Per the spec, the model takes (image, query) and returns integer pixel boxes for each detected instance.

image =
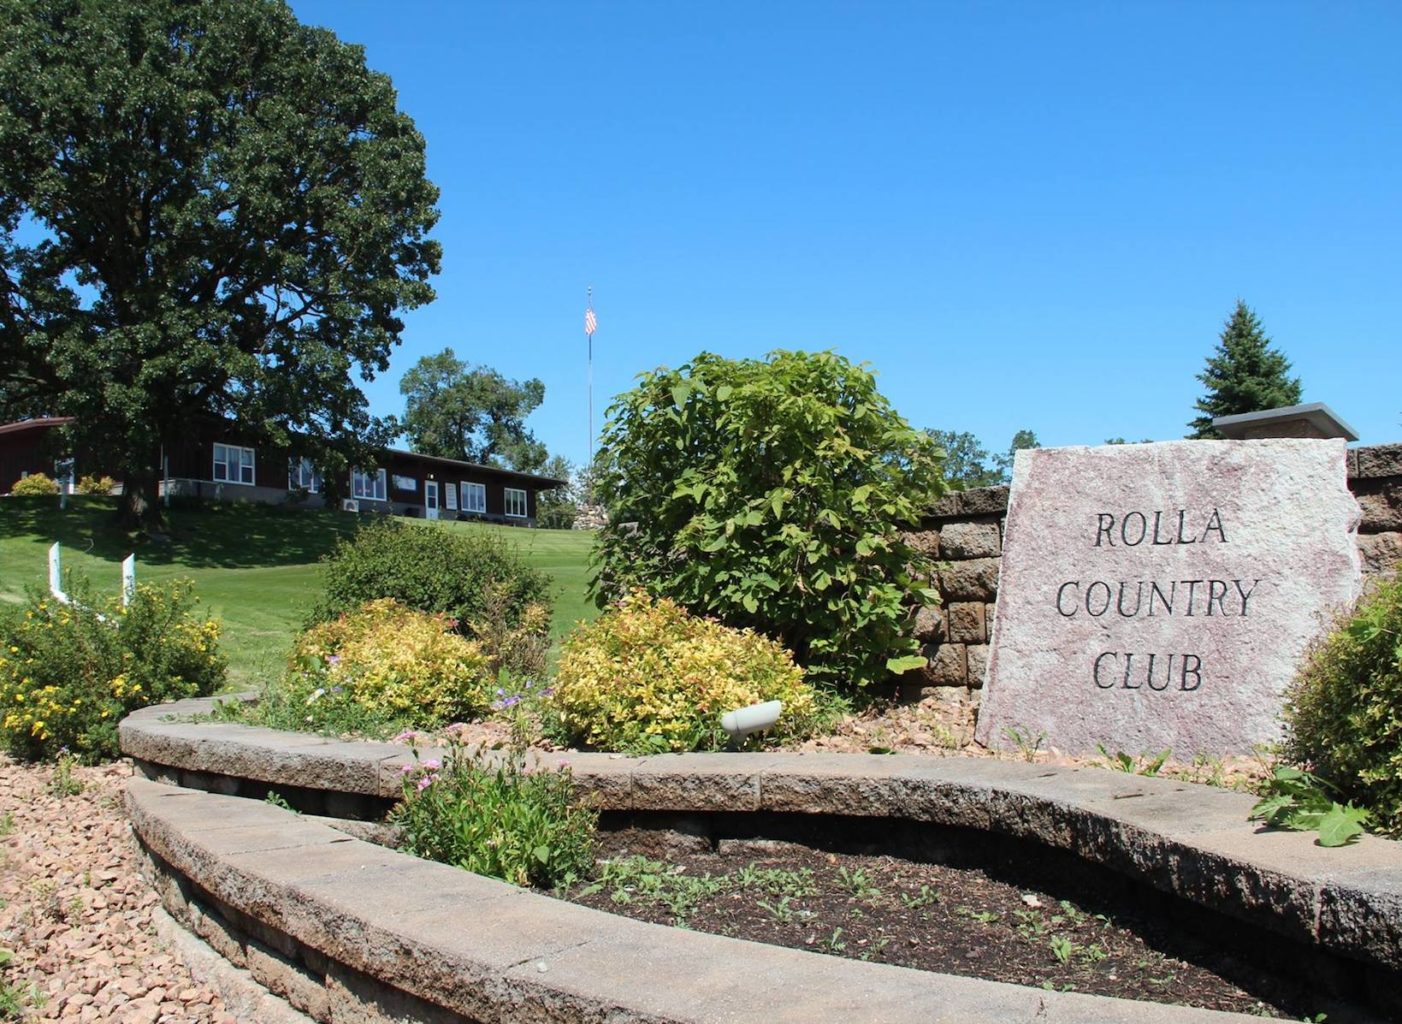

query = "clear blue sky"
[291,0,1400,467]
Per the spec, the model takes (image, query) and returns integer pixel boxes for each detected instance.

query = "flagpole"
[585,287,594,470]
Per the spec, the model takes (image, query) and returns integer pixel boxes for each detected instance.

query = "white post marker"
[48,542,71,606]
[121,554,136,606]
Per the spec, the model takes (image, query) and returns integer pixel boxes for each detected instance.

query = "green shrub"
[0,579,226,761]
[590,349,945,692]
[10,473,58,496]
[1284,575,1402,836]
[392,737,597,889]
[553,590,824,753]
[74,474,117,495]
[314,518,551,674]
[258,599,493,737]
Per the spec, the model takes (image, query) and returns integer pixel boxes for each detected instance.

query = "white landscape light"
[720,700,783,743]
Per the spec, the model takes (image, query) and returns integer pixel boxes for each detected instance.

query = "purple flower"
[541,688,555,698]
[421,758,441,771]
[394,729,426,743]
[327,655,342,665]
[416,775,435,792]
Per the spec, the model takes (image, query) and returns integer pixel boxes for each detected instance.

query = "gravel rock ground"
[0,756,235,1024]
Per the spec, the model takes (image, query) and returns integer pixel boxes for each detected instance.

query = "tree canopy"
[591,350,946,692]
[397,349,546,472]
[1188,301,1302,439]
[926,430,1002,488]
[0,0,440,523]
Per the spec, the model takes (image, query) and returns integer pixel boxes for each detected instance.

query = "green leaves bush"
[392,739,597,890]
[314,518,551,666]
[553,590,828,753]
[1284,574,1402,836]
[590,350,945,693]
[257,599,493,737]
[0,580,226,761]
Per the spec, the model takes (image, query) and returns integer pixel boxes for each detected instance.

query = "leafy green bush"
[590,349,945,692]
[314,518,551,676]
[1284,575,1402,835]
[10,473,58,496]
[553,590,824,753]
[258,599,493,736]
[392,737,597,889]
[0,580,226,761]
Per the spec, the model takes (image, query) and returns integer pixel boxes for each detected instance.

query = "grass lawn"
[0,496,598,688]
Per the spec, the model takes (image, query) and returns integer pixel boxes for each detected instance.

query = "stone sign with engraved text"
[976,440,1361,755]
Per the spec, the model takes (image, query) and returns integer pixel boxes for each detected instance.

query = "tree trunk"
[120,468,165,531]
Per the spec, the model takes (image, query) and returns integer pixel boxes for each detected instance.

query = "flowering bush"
[391,735,597,889]
[0,580,226,761]
[258,599,494,736]
[10,473,58,496]
[552,590,821,753]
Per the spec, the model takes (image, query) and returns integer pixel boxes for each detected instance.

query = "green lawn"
[0,496,598,688]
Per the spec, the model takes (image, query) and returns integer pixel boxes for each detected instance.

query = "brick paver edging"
[120,698,1402,1005]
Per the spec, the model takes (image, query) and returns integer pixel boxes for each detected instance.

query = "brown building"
[1,419,565,526]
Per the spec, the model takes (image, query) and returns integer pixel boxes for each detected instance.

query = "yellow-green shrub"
[261,599,493,736]
[10,473,58,496]
[75,474,117,495]
[553,590,818,753]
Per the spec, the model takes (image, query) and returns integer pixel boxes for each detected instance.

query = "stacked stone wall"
[902,442,1402,706]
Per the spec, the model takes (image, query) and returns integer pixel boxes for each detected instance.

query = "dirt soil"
[562,828,1343,1021]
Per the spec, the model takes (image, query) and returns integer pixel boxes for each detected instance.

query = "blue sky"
[291,0,1400,467]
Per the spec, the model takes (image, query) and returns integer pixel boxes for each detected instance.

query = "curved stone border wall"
[122,697,1402,1021]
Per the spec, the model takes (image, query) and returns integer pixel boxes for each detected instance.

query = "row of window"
[214,445,529,517]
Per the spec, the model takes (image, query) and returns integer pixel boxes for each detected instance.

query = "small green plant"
[47,748,83,798]
[1249,767,1369,847]
[1048,934,1076,964]
[956,906,999,924]
[1095,744,1171,776]
[756,895,813,924]
[0,813,13,839]
[899,884,940,909]
[391,735,597,890]
[818,927,847,954]
[263,791,296,812]
[835,866,881,901]
[1002,725,1046,762]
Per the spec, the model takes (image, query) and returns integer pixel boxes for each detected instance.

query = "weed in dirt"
[899,884,940,909]
[1049,934,1076,964]
[956,906,999,925]
[1096,744,1171,776]
[836,866,881,901]
[0,812,12,838]
[47,750,83,799]
[1002,725,1046,761]
[818,927,847,954]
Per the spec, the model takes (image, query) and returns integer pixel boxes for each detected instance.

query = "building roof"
[0,417,74,437]
[1212,402,1359,442]
[382,447,568,488]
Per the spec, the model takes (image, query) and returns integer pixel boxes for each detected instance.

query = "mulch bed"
[561,828,1339,1020]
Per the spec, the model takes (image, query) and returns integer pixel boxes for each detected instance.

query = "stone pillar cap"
[1212,402,1358,442]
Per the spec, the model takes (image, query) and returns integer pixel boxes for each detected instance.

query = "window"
[391,474,418,492]
[445,481,457,510]
[460,481,486,514]
[288,457,321,493]
[213,444,255,485]
[504,487,528,518]
[351,468,387,501]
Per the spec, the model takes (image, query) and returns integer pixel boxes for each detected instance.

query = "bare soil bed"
[561,827,1344,1021]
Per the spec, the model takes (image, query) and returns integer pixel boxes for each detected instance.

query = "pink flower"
[421,758,441,771]
[394,729,426,743]
[416,775,435,791]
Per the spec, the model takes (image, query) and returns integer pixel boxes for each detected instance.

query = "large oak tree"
[0,0,440,525]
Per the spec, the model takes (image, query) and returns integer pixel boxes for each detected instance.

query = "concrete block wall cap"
[123,699,1402,972]
[125,779,1269,1024]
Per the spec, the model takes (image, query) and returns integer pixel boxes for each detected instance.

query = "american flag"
[584,307,597,336]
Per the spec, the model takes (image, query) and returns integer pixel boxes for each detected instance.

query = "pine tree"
[1188,302,1303,439]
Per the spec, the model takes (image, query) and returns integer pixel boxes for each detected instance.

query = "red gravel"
[0,756,236,1024]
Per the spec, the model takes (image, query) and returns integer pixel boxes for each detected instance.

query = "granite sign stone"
[976,439,1361,755]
